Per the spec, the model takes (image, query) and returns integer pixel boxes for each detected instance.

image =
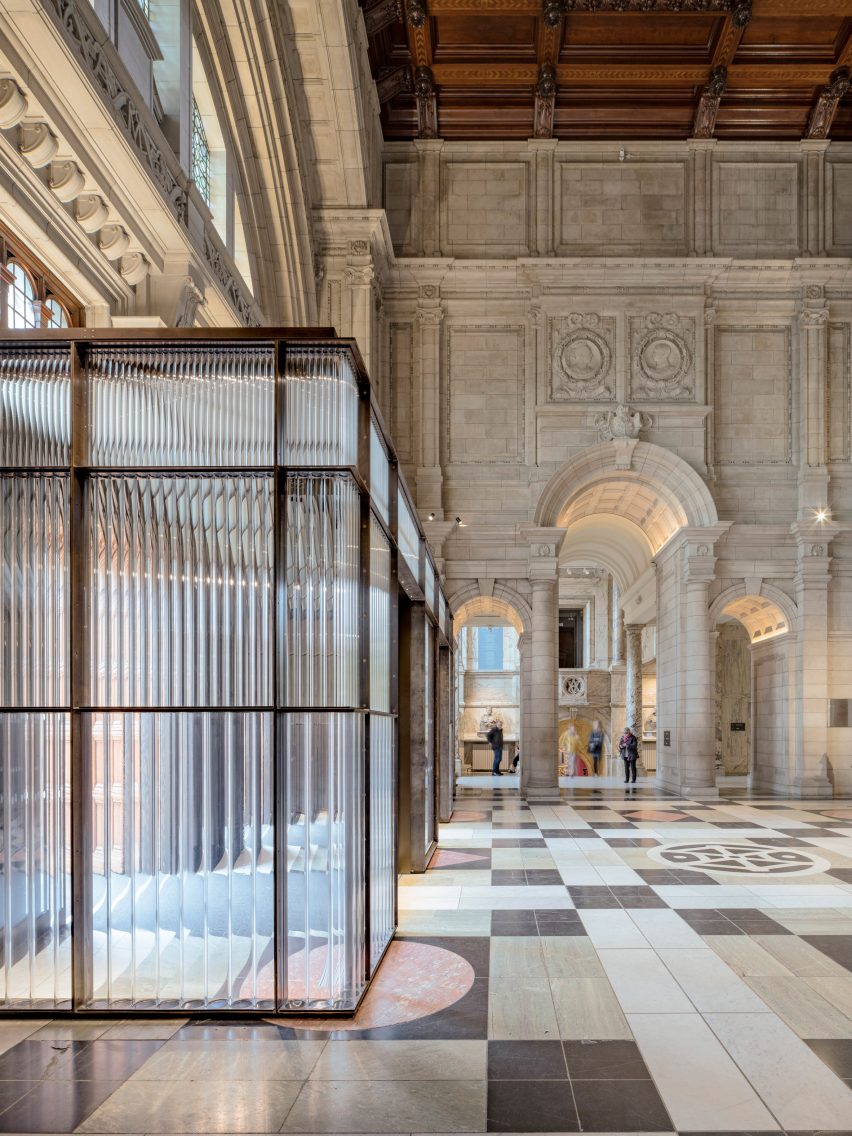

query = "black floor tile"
[487,1079,579,1132]
[48,1038,165,1080]
[488,1040,568,1080]
[572,1077,673,1132]
[536,921,587,935]
[571,895,621,908]
[718,909,792,935]
[525,870,564,886]
[807,1039,852,1078]
[0,1078,121,1133]
[563,1040,650,1080]
[828,869,852,883]
[492,869,527,885]
[808,936,852,972]
[0,1040,88,1081]
[0,1080,37,1114]
[490,921,539,936]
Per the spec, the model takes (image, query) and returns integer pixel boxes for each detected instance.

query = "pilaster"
[414,139,443,257]
[798,289,830,521]
[528,139,557,257]
[415,295,445,516]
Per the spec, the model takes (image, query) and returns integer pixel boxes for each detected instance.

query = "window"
[559,609,584,669]
[191,96,211,207]
[0,226,78,329]
[477,627,504,672]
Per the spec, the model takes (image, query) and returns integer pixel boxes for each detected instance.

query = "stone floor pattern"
[7,779,852,1133]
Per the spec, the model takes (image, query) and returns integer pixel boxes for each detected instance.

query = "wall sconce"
[456,516,466,527]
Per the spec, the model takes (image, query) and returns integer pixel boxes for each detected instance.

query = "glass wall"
[0,331,449,1015]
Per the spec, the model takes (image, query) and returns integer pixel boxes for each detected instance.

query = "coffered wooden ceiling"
[362,0,852,141]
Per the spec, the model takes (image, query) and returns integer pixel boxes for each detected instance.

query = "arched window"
[0,223,80,329]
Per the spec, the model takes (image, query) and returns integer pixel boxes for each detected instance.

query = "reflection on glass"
[86,476,273,707]
[439,592,448,640]
[424,556,436,616]
[280,711,365,1009]
[397,487,420,580]
[0,712,71,1007]
[1,475,68,707]
[369,420,390,526]
[87,344,274,467]
[0,347,70,466]
[424,627,435,853]
[370,517,391,713]
[86,712,273,1009]
[284,475,359,708]
[369,715,394,970]
[283,348,358,467]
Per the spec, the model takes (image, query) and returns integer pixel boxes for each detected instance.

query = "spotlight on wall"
[456,516,467,527]
[428,512,436,521]
[815,507,831,523]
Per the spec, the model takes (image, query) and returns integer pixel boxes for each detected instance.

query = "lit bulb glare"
[455,515,467,527]
[815,507,830,524]
[428,512,435,521]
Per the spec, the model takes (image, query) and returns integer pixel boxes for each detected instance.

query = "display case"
[0,328,451,1015]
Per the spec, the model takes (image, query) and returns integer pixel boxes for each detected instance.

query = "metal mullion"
[273,339,286,1011]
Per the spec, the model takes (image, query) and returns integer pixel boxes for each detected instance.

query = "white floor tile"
[598,949,695,1014]
[657,947,770,1012]
[579,909,650,948]
[626,909,707,948]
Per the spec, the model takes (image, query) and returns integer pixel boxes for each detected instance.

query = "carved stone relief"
[629,312,695,400]
[552,313,615,401]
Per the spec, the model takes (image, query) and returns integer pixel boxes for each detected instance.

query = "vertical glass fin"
[397,488,420,582]
[369,419,390,526]
[0,347,70,467]
[280,711,365,1010]
[86,711,273,1009]
[0,712,71,1007]
[86,476,273,707]
[0,474,68,707]
[283,475,360,708]
[369,714,394,971]
[370,516,391,713]
[283,348,359,467]
[86,344,274,467]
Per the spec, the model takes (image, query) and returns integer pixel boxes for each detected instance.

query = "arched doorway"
[711,588,796,793]
[451,589,530,793]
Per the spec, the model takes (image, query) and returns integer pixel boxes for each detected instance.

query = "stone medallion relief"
[629,312,695,400]
[552,313,615,401]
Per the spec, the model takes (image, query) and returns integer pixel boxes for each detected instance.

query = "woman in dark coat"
[619,726,639,784]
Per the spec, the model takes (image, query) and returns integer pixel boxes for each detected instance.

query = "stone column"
[415,301,444,518]
[518,632,532,794]
[625,623,643,740]
[527,577,559,797]
[798,299,830,521]
[688,139,716,256]
[801,141,828,257]
[611,580,624,665]
[344,260,376,376]
[405,604,430,872]
[415,139,443,257]
[529,139,557,256]
[679,543,718,795]
[437,645,454,822]
[790,525,835,797]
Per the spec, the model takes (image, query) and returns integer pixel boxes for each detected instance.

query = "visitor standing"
[619,726,639,785]
[487,719,504,777]
[588,720,604,776]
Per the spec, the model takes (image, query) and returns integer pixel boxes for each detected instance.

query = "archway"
[710,586,796,793]
[452,590,530,791]
[533,442,721,795]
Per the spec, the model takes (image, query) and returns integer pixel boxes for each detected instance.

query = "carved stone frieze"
[43,0,188,224]
[629,312,695,400]
[552,313,614,401]
[594,404,653,442]
[203,230,259,326]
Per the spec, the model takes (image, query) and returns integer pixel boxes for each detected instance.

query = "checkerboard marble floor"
[7,778,852,1133]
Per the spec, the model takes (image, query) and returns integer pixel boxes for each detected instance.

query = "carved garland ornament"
[631,313,694,400]
[553,314,613,400]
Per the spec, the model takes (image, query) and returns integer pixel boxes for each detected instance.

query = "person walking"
[587,720,604,776]
[619,725,639,785]
[487,719,504,777]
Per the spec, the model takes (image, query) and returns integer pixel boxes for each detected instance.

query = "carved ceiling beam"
[376,66,414,103]
[404,0,433,69]
[362,0,403,38]
[425,0,845,10]
[691,4,749,138]
[804,66,851,139]
[428,61,832,86]
[534,63,557,137]
[414,64,439,138]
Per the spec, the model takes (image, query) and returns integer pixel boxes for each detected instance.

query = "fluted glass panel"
[283,348,358,467]
[424,555,436,616]
[370,516,391,713]
[280,711,365,1010]
[283,475,359,708]
[397,488,420,581]
[86,476,273,707]
[0,712,71,1007]
[424,627,435,853]
[369,714,394,971]
[87,344,274,467]
[86,711,273,1009]
[369,420,389,526]
[0,347,70,467]
[1,475,68,707]
[439,593,449,640]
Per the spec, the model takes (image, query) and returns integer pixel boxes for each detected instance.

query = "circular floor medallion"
[647,840,830,876]
[818,808,852,821]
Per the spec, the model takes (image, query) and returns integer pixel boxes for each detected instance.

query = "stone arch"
[450,582,532,636]
[709,582,798,643]
[535,441,718,551]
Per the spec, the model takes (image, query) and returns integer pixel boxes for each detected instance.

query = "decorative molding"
[406,0,428,25]
[174,275,206,328]
[594,404,653,443]
[19,122,58,168]
[558,0,750,11]
[534,64,556,140]
[552,313,614,401]
[692,65,727,140]
[363,0,404,37]
[805,67,850,140]
[98,224,129,260]
[203,229,259,326]
[376,65,412,104]
[629,312,695,400]
[0,79,28,129]
[344,265,376,285]
[799,306,829,328]
[74,193,108,233]
[119,251,149,286]
[43,0,187,224]
[48,159,85,202]
[416,305,444,325]
[414,65,438,139]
